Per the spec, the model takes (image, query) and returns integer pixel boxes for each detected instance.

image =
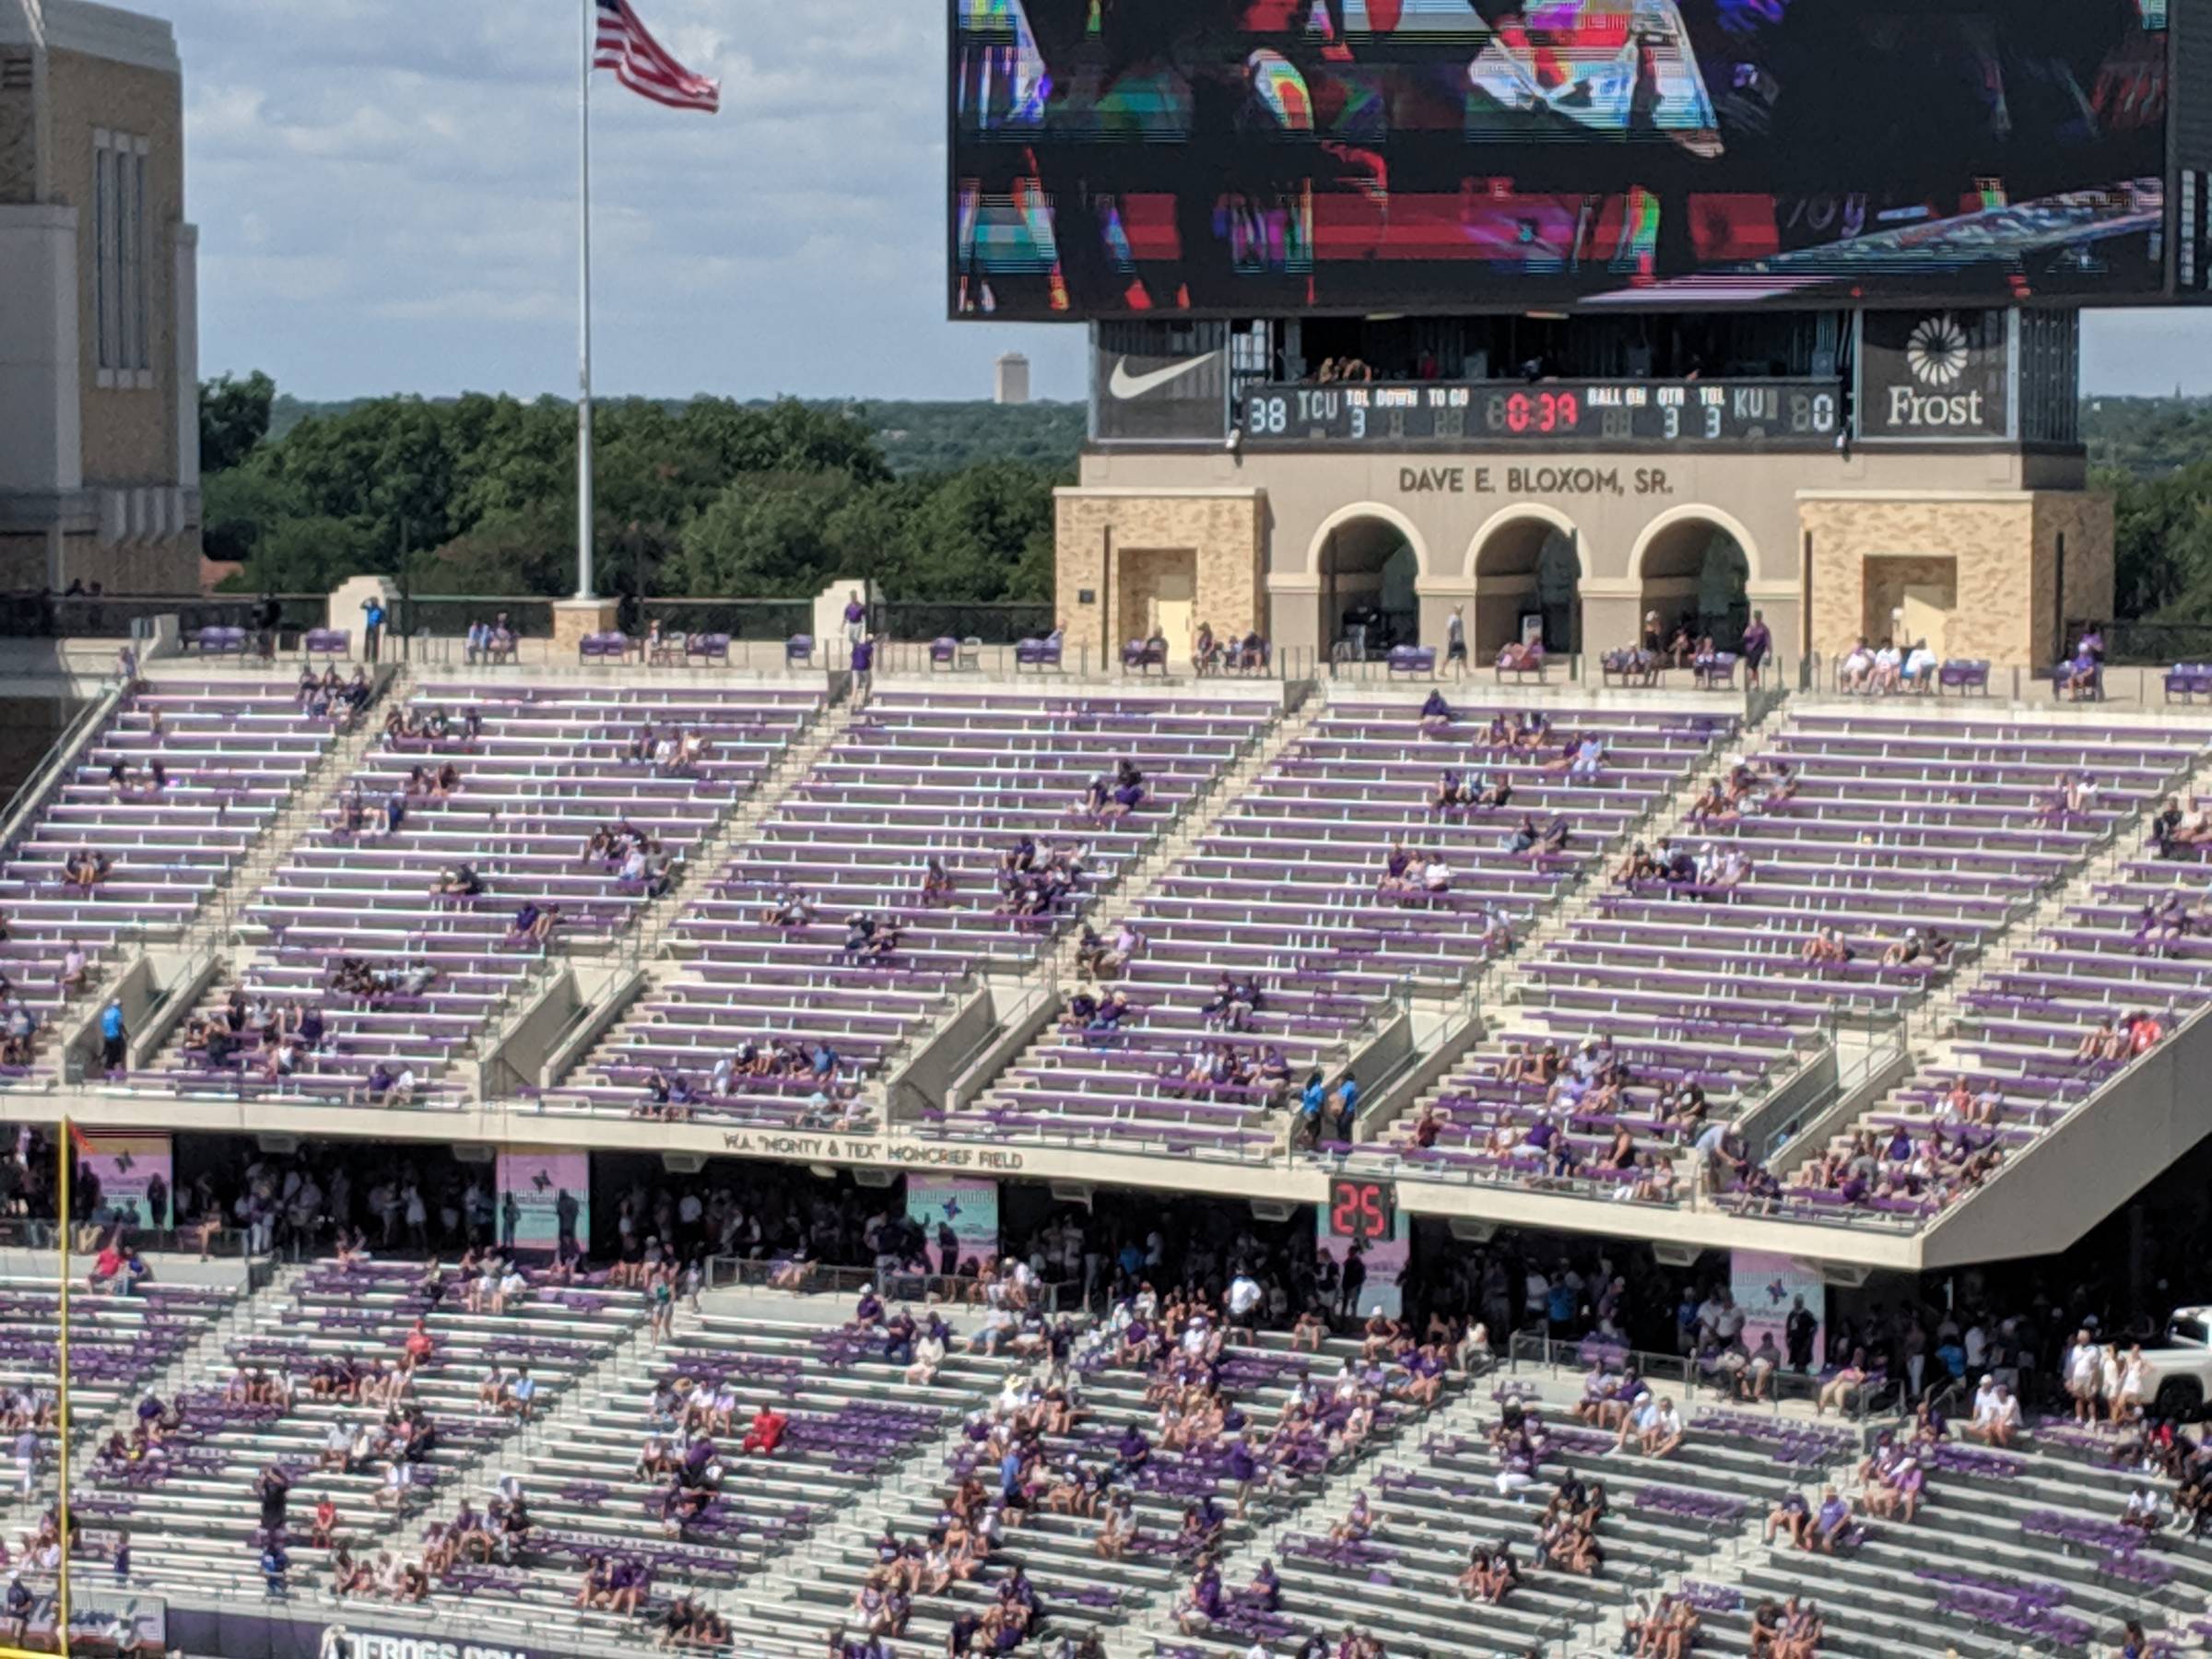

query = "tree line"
[198,372,1065,605]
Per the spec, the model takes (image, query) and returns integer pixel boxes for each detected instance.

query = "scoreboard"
[1240,379,1842,450]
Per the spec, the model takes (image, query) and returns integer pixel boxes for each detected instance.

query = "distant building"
[994,351,1030,406]
[0,0,199,594]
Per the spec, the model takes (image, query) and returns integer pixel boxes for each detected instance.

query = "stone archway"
[1310,506,1428,659]
[1630,507,1754,651]
[1466,506,1583,654]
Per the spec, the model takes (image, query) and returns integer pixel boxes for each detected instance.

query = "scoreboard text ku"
[1240,379,1841,449]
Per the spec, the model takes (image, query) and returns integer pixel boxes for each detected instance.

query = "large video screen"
[951,0,2170,318]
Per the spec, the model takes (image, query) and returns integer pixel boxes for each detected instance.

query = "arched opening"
[1638,516,1751,651]
[1318,515,1420,660]
[1471,515,1582,656]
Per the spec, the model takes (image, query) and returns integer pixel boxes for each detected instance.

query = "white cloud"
[135,0,1080,401]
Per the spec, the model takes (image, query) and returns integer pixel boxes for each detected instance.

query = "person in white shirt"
[1226,1273,1262,1339]
[2066,1330,2104,1423]
[1841,639,1875,692]
[1965,1381,2021,1449]
[1901,640,1937,687]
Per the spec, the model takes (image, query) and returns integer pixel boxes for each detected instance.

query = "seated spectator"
[1418,689,1452,737]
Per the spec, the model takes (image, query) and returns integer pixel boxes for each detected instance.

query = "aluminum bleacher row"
[0,677,342,1082]
[80,1259,645,1606]
[756,1325,1470,1656]
[543,688,1280,1129]
[947,699,1734,1156]
[1380,712,2206,1202]
[148,683,823,1105]
[1147,1359,2212,1659]
[428,1312,1012,1653]
[1789,781,2212,1221]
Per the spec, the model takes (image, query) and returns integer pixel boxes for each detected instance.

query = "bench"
[1692,652,1739,690]
[1495,645,1547,682]
[785,634,816,667]
[193,626,248,657]
[301,628,350,661]
[2051,659,2102,702]
[684,632,731,667]
[2165,664,2212,703]
[1601,648,1661,688]
[1938,659,1990,696]
[1015,635,1065,672]
[578,631,629,665]
[1385,645,1436,677]
[1122,639,1168,675]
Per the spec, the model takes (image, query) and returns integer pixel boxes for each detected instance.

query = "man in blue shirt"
[99,1001,125,1073]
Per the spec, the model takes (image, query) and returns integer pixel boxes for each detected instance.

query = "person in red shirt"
[740,1406,786,1456]
[401,1318,435,1375]
[86,1243,125,1296]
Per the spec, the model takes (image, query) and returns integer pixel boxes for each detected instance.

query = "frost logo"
[1886,313,1987,429]
[1904,315,1971,388]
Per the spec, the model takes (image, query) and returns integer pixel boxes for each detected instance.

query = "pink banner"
[82,1132,171,1230]
[497,1148,588,1254]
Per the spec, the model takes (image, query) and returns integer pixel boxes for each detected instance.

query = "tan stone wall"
[1799,495,2061,665]
[2035,491,2115,659]
[1055,491,1265,663]
[46,45,183,489]
[54,532,193,594]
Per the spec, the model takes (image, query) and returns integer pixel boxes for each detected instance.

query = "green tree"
[198,371,276,474]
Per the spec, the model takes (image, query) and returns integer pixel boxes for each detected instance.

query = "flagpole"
[576,0,596,602]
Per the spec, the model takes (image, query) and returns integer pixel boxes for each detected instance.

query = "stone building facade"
[0,0,199,596]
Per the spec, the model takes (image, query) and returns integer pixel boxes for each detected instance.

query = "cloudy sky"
[128,0,2212,404]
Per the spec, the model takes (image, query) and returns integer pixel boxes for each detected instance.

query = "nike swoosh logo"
[1108,354,1215,400]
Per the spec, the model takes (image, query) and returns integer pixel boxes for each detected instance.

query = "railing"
[870,600,1054,645]
[2066,618,2206,666]
[1505,1326,1889,1420]
[639,597,813,641]
[705,1254,1074,1312]
[395,594,555,642]
[0,591,327,640]
[0,674,123,859]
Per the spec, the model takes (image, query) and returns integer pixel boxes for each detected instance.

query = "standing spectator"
[1330,1072,1360,1146]
[1739,609,1771,688]
[852,636,875,701]
[1444,607,1468,678]
[359,594,387,664]
[842,590,867,650]
[99,1000,126,1074]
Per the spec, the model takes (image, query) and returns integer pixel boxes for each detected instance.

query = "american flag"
[594,0,721,113]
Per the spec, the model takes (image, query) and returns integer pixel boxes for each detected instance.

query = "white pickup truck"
[2134,1308,2212,1418]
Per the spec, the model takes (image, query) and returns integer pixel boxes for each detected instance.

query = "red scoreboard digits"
[1327,1177,1396,1243]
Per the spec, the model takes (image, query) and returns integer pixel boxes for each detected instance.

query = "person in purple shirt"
[1739,609,1771,687]
[842,591,867,647]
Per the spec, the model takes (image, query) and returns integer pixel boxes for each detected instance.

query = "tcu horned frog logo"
[1884,314,1988,429]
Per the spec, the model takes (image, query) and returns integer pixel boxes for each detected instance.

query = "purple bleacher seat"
[1123,638,1168,674]
[1385,645,1436,677]
[1496,643,1547,681]
[1938,659,1990,694]
[194,625,247,656]
[1601,647,1660,687]
[785,633,815,665]
[2165,663,2212,702]
[1016,632,1065,671]
[301,628,350,659]
[684,631,730,666]
[1691,652,1738,688]
[578,630,629,664]
[2051,658,2102,700]
[928,636,959,669]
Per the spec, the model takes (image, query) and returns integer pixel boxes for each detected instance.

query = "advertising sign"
[1856,309,2014,442]
[905,1175,1000,1272]
[1729,1248,1827,1371]
[495,1148,587,1255]
[81,1131,171,1230]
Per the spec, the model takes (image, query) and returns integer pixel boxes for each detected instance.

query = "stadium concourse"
[0,636,2204,1654]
